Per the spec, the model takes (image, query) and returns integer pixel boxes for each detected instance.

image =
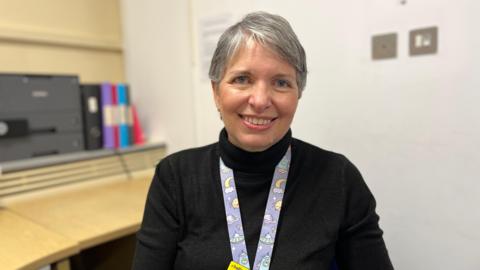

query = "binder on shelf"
[111,84,120,148]
[126,85,135,146]
[117,83,130,148]
[101,82,115,149]
[80,84,103,150]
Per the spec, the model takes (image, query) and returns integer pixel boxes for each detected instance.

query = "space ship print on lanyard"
[219,146,291,270]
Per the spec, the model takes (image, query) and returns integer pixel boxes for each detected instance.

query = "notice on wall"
[198,14,233,82]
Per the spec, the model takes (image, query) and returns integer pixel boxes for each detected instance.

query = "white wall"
[122,1,480,269]
[121,0,196,153]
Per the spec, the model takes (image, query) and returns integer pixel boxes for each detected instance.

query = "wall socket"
[372,33,397,60]
[409,26,438,56]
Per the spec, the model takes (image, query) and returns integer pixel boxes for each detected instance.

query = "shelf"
[0,24,122,52]
[0,143,166,198]
[0,142,166,174]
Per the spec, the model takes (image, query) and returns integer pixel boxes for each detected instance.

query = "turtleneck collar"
[218,128,292,174]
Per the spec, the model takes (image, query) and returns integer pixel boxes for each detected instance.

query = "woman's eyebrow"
[273,73,295,79]
[226,70,253,76]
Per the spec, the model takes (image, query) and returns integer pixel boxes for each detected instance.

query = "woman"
[133,11,394,270]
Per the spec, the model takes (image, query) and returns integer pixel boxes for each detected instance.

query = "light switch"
[372,33,397,60]
[409,26,438,56]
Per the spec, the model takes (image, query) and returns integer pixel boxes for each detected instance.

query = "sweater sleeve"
[132,158,179,270]
[335,158,394,270]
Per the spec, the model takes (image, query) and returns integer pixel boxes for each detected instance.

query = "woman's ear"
[211,81,223,120]
[211,81,220,109]
[211,80,217,92]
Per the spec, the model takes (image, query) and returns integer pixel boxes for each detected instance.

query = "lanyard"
[219,146,292,270]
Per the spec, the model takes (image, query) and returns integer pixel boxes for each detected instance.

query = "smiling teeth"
[244,116,271,125]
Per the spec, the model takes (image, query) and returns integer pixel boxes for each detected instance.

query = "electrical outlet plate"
[372,33,397,60]
[409,26,438,56]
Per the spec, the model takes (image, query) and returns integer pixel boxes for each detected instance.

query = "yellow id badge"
[227,261,249,270]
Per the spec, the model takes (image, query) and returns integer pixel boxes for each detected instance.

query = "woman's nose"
[248,82,272,112]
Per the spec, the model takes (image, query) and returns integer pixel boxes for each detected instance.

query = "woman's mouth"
[244,116,272,125]
[240,115,276,129]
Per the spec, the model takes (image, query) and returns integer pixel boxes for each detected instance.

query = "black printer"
[0,74,85,162]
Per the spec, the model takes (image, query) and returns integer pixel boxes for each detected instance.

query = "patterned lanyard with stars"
[219,146,291,270]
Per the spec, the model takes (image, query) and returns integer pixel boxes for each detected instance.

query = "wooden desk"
[0,144,164,270]
[6,173,152,251]
[0,209,78,270]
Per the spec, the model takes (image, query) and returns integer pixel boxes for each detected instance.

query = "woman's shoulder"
[165,142,217,160]
[292,137,367,188]
[291,137,365,181]
[291,137,349,164]
[154,142,218,173]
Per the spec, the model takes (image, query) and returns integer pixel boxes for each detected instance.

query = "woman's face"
[213,41,299,152]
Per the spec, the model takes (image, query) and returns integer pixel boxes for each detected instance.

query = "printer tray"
[0,133,84,162]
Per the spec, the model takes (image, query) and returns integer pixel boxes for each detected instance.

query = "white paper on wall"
[198,14,233,82]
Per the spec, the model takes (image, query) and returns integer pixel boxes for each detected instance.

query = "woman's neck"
[218,128,292,174]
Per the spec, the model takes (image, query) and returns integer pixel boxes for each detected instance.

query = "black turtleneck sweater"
[132,130,394,270]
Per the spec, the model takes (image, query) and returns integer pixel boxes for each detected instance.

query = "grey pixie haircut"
[209,11,307,97]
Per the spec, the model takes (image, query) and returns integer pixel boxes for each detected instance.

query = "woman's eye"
[274,79,291,88]
[232,76,249,84]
